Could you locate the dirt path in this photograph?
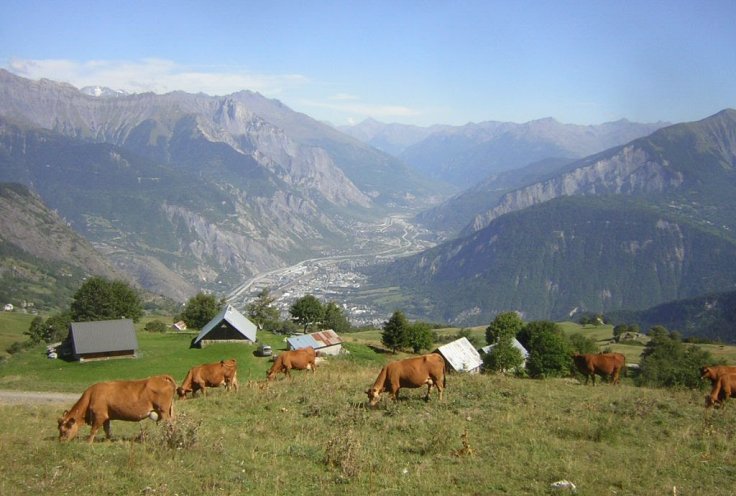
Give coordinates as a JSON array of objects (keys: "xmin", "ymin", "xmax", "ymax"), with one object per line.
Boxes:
[{"xmin": 0, "ymin": 390, "xmax": 78, "ymax": 405}]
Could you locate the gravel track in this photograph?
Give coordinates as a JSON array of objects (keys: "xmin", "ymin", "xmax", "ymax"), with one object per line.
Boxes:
[{"xmin": 0, "ymin": 390, "xmax": 78, "ymax": 405}]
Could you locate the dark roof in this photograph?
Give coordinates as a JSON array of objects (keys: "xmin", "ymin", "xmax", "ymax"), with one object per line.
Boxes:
[
  {"xmin": 70, "ymin": 319, "xmax": 138, "ymax": 355},
  {"xmin": 193, "ymin": 305, "xmax": 258, "ymax": 345}
]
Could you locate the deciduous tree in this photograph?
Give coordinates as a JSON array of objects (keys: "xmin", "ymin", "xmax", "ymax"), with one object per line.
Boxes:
[
  {"xmin": 485, "ymin": 311, "xmax": 524, "ymax": 345},
  {"xmin": 179, "ymin": 292, "xmax": 223, "ymax": 329},
  {"xmin": 289, "ymin": 294, "xmax": 324, "ymax": 331},
  {"xmin": 406, "ymin": 321, "xmax": 434, "ymax": 353},
  {"xmin": 70, "ymin": 276, "xmax": 143, "ymax": 322},
  {"xmin": 322, "ymin": 301, "xmax": 351, "ymax": 333}
]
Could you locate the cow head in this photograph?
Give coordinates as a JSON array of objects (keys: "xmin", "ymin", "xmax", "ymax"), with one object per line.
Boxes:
[
  {"xmin": 266, "ymin": 369, "xmax": 277, "ymax": 381},
  {"xmin": 176, "ymin": 386, "xmax": 189, "ymax": 399},
  {"xmin": 365, "ymin": 387, "xmax": 382, "ymax": 407},
  {"xmin": 700, "ymin": 367, "xmax": 716, "ymax": 381},
  {"xmin": 57, "ymin": 410, "xmax": 80, "ymax": 441}
]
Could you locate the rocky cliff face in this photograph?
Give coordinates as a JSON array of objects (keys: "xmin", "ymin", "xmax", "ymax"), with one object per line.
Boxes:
[
  {"xmin": 466, "ymin": 145, "xmax": 685, "ymax": 233},
  {"xmin": 464, "ymin": 110, "xmax": 736, "ymax": 235}
]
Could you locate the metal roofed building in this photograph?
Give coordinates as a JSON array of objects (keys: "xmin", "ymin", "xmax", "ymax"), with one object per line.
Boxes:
[
  {"xmin": 286, "ymin": 329, "xmax": 344, "ymax": 356},
  {"xmin": 192, "ymin": 305, "xmax": 258, "ymax": 348},
  {"xmin": 68, "ymin": 319, "xmax": 138, "ymax": 362},
  {"xmin": 435, "ymin": 337, "xmax": 483, "ymax": 374}
]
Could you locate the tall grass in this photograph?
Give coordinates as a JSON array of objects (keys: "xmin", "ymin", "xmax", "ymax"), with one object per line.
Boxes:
[{"xmin": 2, "ymin": 355, "xmax": 736, "ymax": 495}]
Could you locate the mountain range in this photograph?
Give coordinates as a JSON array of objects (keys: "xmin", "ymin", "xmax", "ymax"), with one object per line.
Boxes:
[
  {"xmin": 0, "ymin": 69, "xmax": 439, "ymax": 301},
  {"xmin": 341, "ymin": 117, "xmax": 666, "ymax": 189},
  {"xmin": 3, "ymin": 69, "xmax": 736, "ymax": 341},
  {"xmin": 363, "ymin": 110, "xmax": 736, "ymax": 338}
]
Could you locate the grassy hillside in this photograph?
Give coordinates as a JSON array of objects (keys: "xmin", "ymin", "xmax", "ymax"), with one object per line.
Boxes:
[
  {"xmin": 1, "ymin": 345, "xmax": 735, "ymax": 494},
  {"xmin": 0, "ymin": 311, "xmax": 35, "ymax": 357}
]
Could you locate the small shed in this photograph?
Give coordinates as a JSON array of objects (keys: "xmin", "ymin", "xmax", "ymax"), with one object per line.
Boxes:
[
  {"xmin": 68, "ymin": 319, "xmax": 138, "ymax": 362},
  {"xmin": 286, "ymin": 329, "xmax": 344, "ymax": 356},
  {"xmin": 435, "ymin": 337, "xmax": 483, "ymax": 374},
  {"xmin": 172, "ymin": 320, "xmax": 187, "ymax": 331},
  {"xmin": 192, "ymin": 305, "xmax": 257, "ymax": 348}
]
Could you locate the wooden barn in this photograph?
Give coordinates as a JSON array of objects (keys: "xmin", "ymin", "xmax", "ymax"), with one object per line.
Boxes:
[
  {"xmin": 435, "ymin": 337, "xmax": 483, "ymax": 374},
  {"xmin": 286, "ymin": 329, "xmax": 344, "ymax": 356},
  {"xmin": 67, "ymin": 319, "xmax": 138, "ymax": 362},
  {"xmin": 192, "ymin": 305, "xmax": 257, "ymax": 348}
]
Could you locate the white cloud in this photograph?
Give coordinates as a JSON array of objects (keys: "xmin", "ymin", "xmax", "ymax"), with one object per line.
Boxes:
[{"xmin": 7, "ymin": 58, "xmax": 309, "ymax": 96}]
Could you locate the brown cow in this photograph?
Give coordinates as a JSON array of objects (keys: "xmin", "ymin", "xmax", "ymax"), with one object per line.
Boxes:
[
  {"xmin": 57, "ymin": 375, "xmax": 176, "ymax": 443},
  {"xmin": 266, "ymin": 347, "xmax": 317, "ymax": 380},
  {"xmin": 177, "ymin": 358, "xmax": 239, "ymax": 399},
  {"xmin": 705, "ymin": 373, "xmax": 736, "ymax": 408},
  {"xmin": 573, "ymin": 352, "xmax": 626, "ymax": 385},
  {"xmin": 700, "ymin": 365, "xmax": 736, "ymax": 387},
  {"xmin": 366, "ymin": 353, "xmax": 446, "ymax": 406}
]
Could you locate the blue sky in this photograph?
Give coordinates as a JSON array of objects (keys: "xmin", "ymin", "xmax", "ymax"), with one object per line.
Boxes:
[{"xmin": 1, "ymin": 0, "xmax": 735, "ymax": 126}]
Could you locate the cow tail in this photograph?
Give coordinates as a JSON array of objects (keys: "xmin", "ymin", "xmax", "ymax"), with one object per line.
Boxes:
[{"xmin": 443, "ymin": 360, "xmax": 447, "ymax": 389}]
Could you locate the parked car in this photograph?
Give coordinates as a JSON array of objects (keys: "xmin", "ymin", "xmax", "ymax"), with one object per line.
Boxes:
[{"xmin": 257, "ymin": 344, "xmax": 273, "ymax": 357}]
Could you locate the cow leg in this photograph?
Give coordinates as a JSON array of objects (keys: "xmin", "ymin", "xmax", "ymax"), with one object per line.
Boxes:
[
  {"xmin": 425, "ymin": 383, "xmax": 432, "ymax": 401},
  {"xmin": 613, "ymin": 369, "xmax": 621, "ymax": 385},
  {"xmin": 103, "ymin": 419, "xmax": 112, "ymax": 440},
  {"xmin": 88, "ymin": 416, "xmax": 104, "ymax": 443}
]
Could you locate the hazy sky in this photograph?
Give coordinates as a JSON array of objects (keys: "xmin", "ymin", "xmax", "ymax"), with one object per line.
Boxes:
[{"xmin": 1, "ymin": 0, "xmax": 734, "ymax": 126}]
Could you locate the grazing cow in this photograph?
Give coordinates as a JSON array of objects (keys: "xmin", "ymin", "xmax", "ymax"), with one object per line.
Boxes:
[
  {"xmin": 573, "ymin": 352, "xmax": 626, "ymax": 385},
  {"xmin": 266, "ymin": 347, "xmax": 317, "ymax": 380},
  {"xmin": 177, "ymin": 358, "xmax": 239, "ymax": 399},
  {"xmin": 57, "ymin": 375, "xmax": 176, "ymax": 443},
  {"xmin": 366, "ymin": 353, "xmax": 446, "ymax": 406},
  {"xmin": 700, "ymin": 365, "xmax": 736, "ymax": 387},
  {"xmin": 705, "ymin": 372, "xmax": 736, "ymax": 408}
]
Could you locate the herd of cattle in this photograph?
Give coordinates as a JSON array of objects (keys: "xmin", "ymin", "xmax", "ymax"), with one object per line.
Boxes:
[{"xmin": 56, "ymin": 347, "xmax": 736, "ymax": 443}]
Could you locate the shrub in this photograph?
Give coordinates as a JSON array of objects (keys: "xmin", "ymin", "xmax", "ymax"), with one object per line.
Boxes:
[
  {"xmin": 144, "ymin": 320, "xmax": 168, "ymax": 333},
  {"xmin": 635, "ymin": 326, "xmax": 712, "ymax": 389},
  {"xmin": 144, "ymin": 413, "xmax": 201, "ymax": 450},
  {"xmin": 522, "ymin": 321, "xmax": 572, "ymax": 378},
  {"xmin": 324, "ymin": 428, "xmax": 362, "ymax": 478},
  {"xmin": 482, "ymin": 336, "xmax": 525, "ymax": 374}
]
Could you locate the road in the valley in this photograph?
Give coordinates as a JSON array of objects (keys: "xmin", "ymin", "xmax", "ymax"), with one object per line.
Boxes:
[{"xmin": 225, "ymin": 214, "xmax": 433, "ymax": 306}]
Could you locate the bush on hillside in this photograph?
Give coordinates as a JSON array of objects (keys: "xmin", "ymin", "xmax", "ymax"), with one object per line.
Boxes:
[
  {"xmin": 522, "ymin": 320, "xmax": 573, "ymax": 378},
  {"xmin": 635, "ymin": 326, "xmax": 713, "ymax": 389},
  {"xmin": 144, "ymin": 320, "xmax": 167, "ymax": 333},
  {"xmin": 482, "ymin": 335, "xmax": 525, "ymax": 374}
]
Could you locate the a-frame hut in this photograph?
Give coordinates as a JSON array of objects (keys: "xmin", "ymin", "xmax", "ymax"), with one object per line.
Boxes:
[{"xmin": 192, "ymin": 305, "xmax": 257, "ymax": 348}]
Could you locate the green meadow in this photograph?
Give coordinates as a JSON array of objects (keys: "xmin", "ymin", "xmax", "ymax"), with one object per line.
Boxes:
[{"xmin": 1, "ymin": 314, "xmax": 735, "ymax": 495}]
